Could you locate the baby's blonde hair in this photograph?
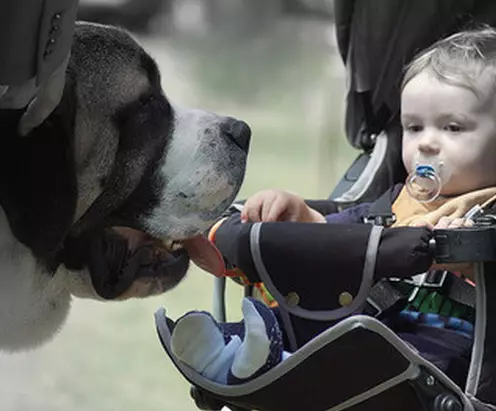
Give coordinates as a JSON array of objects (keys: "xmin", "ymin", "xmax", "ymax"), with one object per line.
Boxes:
[{"xmin": 402, "ymin": 26, "xmax": 496, "ymax": 97}]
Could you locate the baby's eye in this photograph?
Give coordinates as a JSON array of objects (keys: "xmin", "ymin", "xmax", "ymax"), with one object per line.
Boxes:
[
  {"xmin": 404, "ymin": 124, "xmax": 423, "ymax": 133},
  {"xmin": 445, "ymin": 123, "xmax": 463, "ymax": 133}
]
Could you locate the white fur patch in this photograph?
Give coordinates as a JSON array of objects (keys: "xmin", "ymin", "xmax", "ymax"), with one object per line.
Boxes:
[
  {"xmin": 143, "ymin": 105, "xmax": 242, "ymax": 239},
  {"xmin": 0, "ymin": 207, "xmax": 72, "ymax": 351}
]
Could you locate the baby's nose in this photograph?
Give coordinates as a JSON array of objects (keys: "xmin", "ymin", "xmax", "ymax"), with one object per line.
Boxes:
[{"xmin": 418, "ymin": 131, "xmax": 440, "ymax": 154}]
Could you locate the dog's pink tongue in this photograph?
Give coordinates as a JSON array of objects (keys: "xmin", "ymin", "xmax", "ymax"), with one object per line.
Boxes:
[{"xmin": 182, "ymin": 235, "xmax": 226, "ymax": 277}]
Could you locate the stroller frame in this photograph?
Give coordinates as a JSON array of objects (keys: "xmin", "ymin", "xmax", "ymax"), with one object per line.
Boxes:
[{"xmin": 156, "ymin": 309, "xmax": 475, "ymax": 411}]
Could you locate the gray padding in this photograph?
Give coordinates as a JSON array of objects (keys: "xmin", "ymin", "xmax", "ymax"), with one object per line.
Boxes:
[
  {"xmin": 333, "ymin": 132, "xmax": 388, "ymax": 204},
  {"xmin": 466, "ymin": 263, "xmax": 486, "ymax": 396}
]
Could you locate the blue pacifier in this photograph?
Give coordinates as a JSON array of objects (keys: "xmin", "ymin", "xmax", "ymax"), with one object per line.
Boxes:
[{"xmin": 406, "ymin": 159, "xmax": 450, "ymax": 203}]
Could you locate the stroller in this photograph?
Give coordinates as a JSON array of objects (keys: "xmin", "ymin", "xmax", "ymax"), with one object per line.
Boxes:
[{"xmin": 155, "ymin": 1, "xmax": 496, "ymax": 410}]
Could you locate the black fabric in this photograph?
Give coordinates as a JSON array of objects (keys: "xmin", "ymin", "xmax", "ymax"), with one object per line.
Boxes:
[
  {"xmin": 259, "ymin": 222, "xmax": 433, "ymax": 346},
  {"xmin": 214, "ymin": 214, "xmax": 433, "ymax": 346},
  {"xmin": 346, "ymin": 383, "xmax": 429, "ymax": 411},
  {"xmin": 434, "ymin": 226, "xmax": 496, "ymax": 263},
  {"xmin": 258, "ymin": 223, "xmax": 432, "ymax": 306},
  {"xmin": 214, "ymin": 216, "xmax": 257, "ymax": 281},
  {"xmin": 193, "ymin": 328, "xmax": 412, "ymax": 411},
  {"xmin": 333, "ymin": 0, "xmax": 354, "ymax": 65},
  {"xmin": 214, "ymin": 215, "xmax": 433, "ymax": 286},
  {"xmin": 399, "ymin": 326, "xmax": 472, "ymax": 390},
  {"xmin": 0, "ymin": 0, "xmax": 44, "ymax": 83},
  {"xmin": 0, "ymin": 82, "xmax": 78, "ymax": 268},
  {"xmin": 256, "ymin": 222, "xmax": 372, "ymax": 310},
  {"xmin": 334, "ymin": 0, "xmax": 477, "ymax": 148},
  {"xmin": 0, "ymin": 0, "xmax": 78, "ymax": 85},
  {"xmin": 375, "ymin": 228, "xmax": 433, "ymax": 279},
  {"xmin": 190, "ymin": 386, "xmax": 233, "ymax": 411}
]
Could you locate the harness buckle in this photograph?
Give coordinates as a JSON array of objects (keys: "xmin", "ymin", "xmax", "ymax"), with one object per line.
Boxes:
[
  {"xmin": 364, "ymin": 279, "xmax": 409, "ymax": 319},
  {"xmin": 394, "ymin": 271, "xmax": 449, "ymax": 303},
  {"xmin": 363, "ymin": 213, "xmax": 397, "ymax": 227},
  {"xmin": 423, "ymin": 270, "xmax": 449, "ymax": 288}
]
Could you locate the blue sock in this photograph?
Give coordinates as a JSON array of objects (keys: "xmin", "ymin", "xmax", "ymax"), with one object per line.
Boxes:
[
  {"xmin": 227, "ymin": 298, "xmax": 284, "ymax": 384},
  {"xmin": 171, "ymin": 311, "xmax": 241, "ymax": 384},
  {"xmin": 171, "ymin": 297, "xmax": 284, "ymax": 385}
]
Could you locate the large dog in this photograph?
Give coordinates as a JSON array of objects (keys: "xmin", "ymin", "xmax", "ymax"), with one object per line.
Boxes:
[{"xmin": 0, "ymin": 22, "xmax": 250, "ymax": 351}]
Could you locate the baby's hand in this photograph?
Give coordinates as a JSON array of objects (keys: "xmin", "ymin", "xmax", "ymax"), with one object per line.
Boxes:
[
  {"xmin": 430, "ymin": 216, "xmax": 475, "ymax": 281},
  {"xmin": 434, "ymin": 216, "xmax": 474, "ymax": 229},
  {"xmin": 411, "ymin": 217, "xmax": 474, "ymax": 230},
  {"xmin": 241, "ymin": 189, "xmax": 326, "ymax": 223}
]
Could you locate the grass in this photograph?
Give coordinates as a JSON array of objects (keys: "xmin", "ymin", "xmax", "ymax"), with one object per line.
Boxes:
[{"xmin": 0, "ymin": 24, "xmax": 357, "ymax": 411}]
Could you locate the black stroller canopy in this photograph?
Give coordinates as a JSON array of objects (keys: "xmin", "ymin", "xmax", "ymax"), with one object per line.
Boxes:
[
  {"xmin": 335, "ymin": 0, "xmax": 496, "ymax": 149},
  {"xmin": 332, "ymin": 0, "xmax": 496, "ymax": 206}
]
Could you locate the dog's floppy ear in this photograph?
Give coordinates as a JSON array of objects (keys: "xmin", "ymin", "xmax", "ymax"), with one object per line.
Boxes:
[
  {"xmin": 69, "ymin": 90, "xmax": 172, "ymax": 237},
  {"xmin": 0, "ymin": 83, "xmax": 78, "ymax": 265}
]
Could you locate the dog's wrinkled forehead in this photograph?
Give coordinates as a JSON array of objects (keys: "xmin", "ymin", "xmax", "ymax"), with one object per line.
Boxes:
[
  {"xmin": 69, "ymin": 22, "xmax": 174, "ymax": 227},
  {"xmin": 71, "ymin": 22, "xmax": 155, "ymax": 110}
]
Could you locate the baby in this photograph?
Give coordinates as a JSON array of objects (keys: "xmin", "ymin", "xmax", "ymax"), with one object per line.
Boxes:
[{"xmin": 170, "ymin": 26, "xmax": 496, "ymax": 386}]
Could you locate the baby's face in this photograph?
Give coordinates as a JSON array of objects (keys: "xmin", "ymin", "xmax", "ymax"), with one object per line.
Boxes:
[{"xmin": 401, "ymin": 70, "xmax": 496, "ymax": 196}]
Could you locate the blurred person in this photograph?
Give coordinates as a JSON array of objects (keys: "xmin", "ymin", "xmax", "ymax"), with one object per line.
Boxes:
[{"xmin": 0, "ymin": 0, "xmax": 78, "ymax": 135}]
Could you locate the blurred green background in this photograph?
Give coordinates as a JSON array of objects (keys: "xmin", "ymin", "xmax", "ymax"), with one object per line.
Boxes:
[{"xmin": 0, "ymin": 1, "xmax": 357, "ymax": 410}]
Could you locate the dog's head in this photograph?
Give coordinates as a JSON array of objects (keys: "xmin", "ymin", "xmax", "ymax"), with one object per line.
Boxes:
[{"xmin": 0, "ymin": 22, "xmax": 250, "ymax": 302}]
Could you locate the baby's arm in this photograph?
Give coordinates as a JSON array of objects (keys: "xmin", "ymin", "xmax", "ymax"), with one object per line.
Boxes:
[{"xmin": 241, "ymin": 189, "xmax": 326, "ymax": 223}]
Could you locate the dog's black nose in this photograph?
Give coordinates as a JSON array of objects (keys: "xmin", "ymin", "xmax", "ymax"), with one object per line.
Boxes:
[{"xmin": 220, "ymin": 118, "xmax": 251, "ymax": 153}]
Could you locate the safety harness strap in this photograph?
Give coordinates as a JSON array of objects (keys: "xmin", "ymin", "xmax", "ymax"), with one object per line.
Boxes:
[{"xmin": 363, "ymin": 189, "xmax": 476, "ymax": 320}]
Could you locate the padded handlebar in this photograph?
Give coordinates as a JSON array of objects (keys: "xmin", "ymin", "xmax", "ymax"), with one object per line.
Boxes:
[{"xmin": 433, "ymin": 226, "xmax": 496, "ymax": 264}]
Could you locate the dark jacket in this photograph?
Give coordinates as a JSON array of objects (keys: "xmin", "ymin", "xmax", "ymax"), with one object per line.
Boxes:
[{"xmin": 0, "ymin": 0, "xmax": 77, "ymax": 86}]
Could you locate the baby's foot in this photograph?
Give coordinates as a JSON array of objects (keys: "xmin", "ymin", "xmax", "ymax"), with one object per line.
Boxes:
[
  {"xmin": 171, "ymin": 297, "xmax": 284, "ymax": 385},
  {"xmin": 171, "ymin": 311, "xmax": 241, "ymax": 384},
  {"xmin": 228, "ymin": 298, "xmax": 284, "ymax": 384}
]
